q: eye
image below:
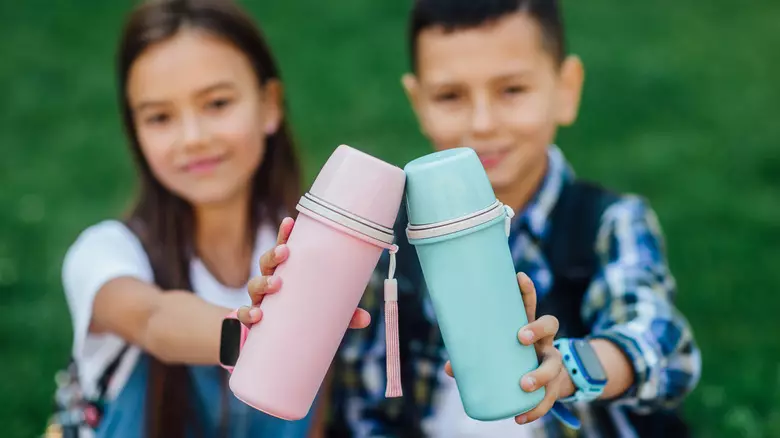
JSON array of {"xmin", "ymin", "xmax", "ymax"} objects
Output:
[
  {"xmin": 207, "ymin": 97, "xmax": 232, "ymax": 111},
  {"xmin": 503, "ymin": 85, "xmax": 527, "ymax": 96},
  {"xmin": 145, "ymin": 112, "xmax": 170, "ymax": 125},
  {"xmin": 433, "ymin": 91, "xmax": 461, "ymax": 103}
]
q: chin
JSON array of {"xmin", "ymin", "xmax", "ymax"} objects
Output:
[
  {"xmin": 487, "ymin": 148, "xmax": 546, "ymax": 192},
  {"xmin": 176, "ymin": 185, "xmax": 241, "ymax": 208},
  {"xmin": 486, "ymin": 173, "xmax": 516, "ymax": 192},
  {"xmin": 484, "ymin": 165, "xmax": 523, "ymax": 191}
]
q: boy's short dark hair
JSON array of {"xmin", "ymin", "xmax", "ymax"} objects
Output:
[{"xmin": 409, "ymin": 0, "xmax": 566, "ymax": 71}]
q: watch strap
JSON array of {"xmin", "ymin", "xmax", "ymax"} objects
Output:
[
  {"xmin": 219, "ymin": 309, "xmax": 250, "ymax": 373},
  {"xmin": 550, "ymin": 402, "xmax": 581, "ymax": 430},
  {"xmin": 555, "ymin": 338, "xmax": 605, "ymax": 403}
]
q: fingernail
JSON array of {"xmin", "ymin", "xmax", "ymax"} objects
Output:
[
  {"xmin": 521, "ymin": 330, "xmax": 534, "ymax": 342},
  {"xmin": 519, "ymin": 273, "xmax": 532, "ymax": 285},
  {"xmin": 523, "ymin": 376, "xmax": 536, "ymax": 390},
  {"xmin": 249, "ymin": 307, "xmax": 262, "ymax": 321},
  {"xmin": 516, "ymin": 415, "xmax": 527, "ymax": 424},
  {"xmin": 274, "ymin": 245, "xmax": 285, "ymax": 258},
  {"xmin": 267, "ymin": 276, "xmax": 278, "ymax": 287}
]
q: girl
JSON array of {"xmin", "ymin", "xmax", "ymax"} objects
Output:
[{"xmin": 59, "ymin": 1, "xmax": 368, "ymax": 437}]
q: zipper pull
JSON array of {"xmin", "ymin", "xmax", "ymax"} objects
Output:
[
  {"xmin": 384, "ymin": 245, "xmax": 402, "ymax": 397},
  {"xmin": 503, "ymin": 204, "xmax": 515, "ymax": 237}
]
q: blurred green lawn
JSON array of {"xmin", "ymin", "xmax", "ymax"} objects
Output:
[{"xmin": 1, "ymin": 0, "xmax": 778, "ymax": 437}]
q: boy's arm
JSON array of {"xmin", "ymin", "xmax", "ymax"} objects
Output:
[{"xmin": 578, "ymin": 196, "xmax": 701, "ymax": 412}]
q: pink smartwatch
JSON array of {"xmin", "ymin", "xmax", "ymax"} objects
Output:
[{"xmin": 219, "ymin": 309, "xmax": 250, "ymax": 373}]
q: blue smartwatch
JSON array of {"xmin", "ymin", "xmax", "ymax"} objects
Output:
[{"xmin": 554, "ymin": 338, "xmax": 607, "ymax": 403}]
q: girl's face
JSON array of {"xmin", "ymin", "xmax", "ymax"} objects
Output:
[{"xmin": 127, "ymin": 28, "xmax": 281, "ymax": 207}]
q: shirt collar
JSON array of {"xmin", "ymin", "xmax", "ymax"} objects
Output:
[{"xmin": 511, "ymin": 144, "xmax": 575, "ymax": 241}]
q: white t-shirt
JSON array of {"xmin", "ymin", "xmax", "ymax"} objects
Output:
[{"xmin": 61, "ymin": 219, "xmax": 277, "ymax": 401}]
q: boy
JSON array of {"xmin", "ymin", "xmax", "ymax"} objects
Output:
[{"xmin": 247, "ymin": 0, "xmax": 701, "ymax": 436}]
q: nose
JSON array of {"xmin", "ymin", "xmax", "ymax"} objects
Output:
[
  {"xmin": 470, "ymin": 95, "xmax": 497, "ymax": 136},
  {"xmin": 179, "ymin": 111, "xmax": 207, "ymax": 151}
]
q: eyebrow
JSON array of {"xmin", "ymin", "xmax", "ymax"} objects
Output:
[
  {"xmin": 493, "ymin": 71, "xmax": 533, "ymax": 81},
  {"xmin": 132, "ymin": 81, "xmax": 237, "ymax": 113},
  {"xmin": 424, "ymin": 69, "xmax": 533, "ymax": 88}
]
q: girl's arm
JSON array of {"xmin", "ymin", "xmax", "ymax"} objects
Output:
[
  {"xmin": 62, "ymin": 222, "xmax": 266, "ymax": 367},
  {"xmin": 91, "ymin": 277, "xmax": 231, "ymax": 365},
  {"xmin": 91, "ymin": 241, "xmax": 369, "ymax": 366}
]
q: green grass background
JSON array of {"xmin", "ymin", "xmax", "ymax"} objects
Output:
[{"xmin": 1, "ymin": 0, "xmax": 778, "ymax": 437}]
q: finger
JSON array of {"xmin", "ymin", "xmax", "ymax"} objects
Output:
[
  {"xmin": 515, "ymin": 372, "xmax": 565, "ymax": 425},
  {"xmin": 237, "ymin": 305, "xmax": 263, "ymax": 327},
  {"xmin": 517, "ymin": 315, "xmax": 560, "ymax": 346},
  {"xmin": 247, "ymin": 275, "xmax": 282, "ymax": 306},
  {"xmin": 259, "ymin": 244, "xmax": 289, "ymax": 276},
  {"xmin": 277, "ymin": 217, "xmax": 295, "ymax": 245},
  {"xmin": 517, "ymin": 272, "xmax": 537, "ymax": 323},
  {"xmin": 444, "ymin": 361, "xmax": 454, "ymax": 378},
  {"xmin": 520, "ymin": 346, "xmax": 563, "ymax": 392},
  {"xmin": 347, "ymin": 308, "xmax": 371, "ymax": 329}
]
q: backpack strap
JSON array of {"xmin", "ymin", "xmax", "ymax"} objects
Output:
[
  {"xmin": 536, "ymin": 179, "xmax": 620, "ymax": 338},
  {"xmin": 95, "ymin": 344, "xmax": 130, "ymax": 400},
  {"xmin": 534, "ymin": 179, "xmax": 619, "ymax": 436}
]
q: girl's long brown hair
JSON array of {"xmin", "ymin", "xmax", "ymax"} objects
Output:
[{"xmin": 116, "ymin": 1, "xmax": 301, "ymax": 436}]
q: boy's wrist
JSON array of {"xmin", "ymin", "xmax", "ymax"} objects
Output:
[
  {"xmin": 555, "ymin": 338, "xmax": 636, "ymax": 403},
  {"xmin": 588, "ymin": 337, "xmax": 636, "ymax": 400},
  {"xmin": 558, "ymin": 369, "xmax": 577, "ymax": 399},
  {"xmin": 555, "ymin": 338, "xmax": 610, "ymax": 403}
]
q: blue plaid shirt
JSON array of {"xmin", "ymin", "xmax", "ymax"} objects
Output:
[{"xmin": 327, "ymin": 145, "xmax": 701, "ymax": 437}]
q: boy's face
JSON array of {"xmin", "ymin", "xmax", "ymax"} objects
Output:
[{"xmin": 403, "ymin": 12, "xmax": 583, "ymax": 192}]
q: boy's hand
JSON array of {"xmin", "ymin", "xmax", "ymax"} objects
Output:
[
  {"xmin": 236, "ymin": 217, "xmax": 372, "ymax": 329},
  {"xmin": 443, "ymin": 272, "xmax": 568, "ymax": 425}
]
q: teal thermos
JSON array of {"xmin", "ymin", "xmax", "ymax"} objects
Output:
[{"xmin": 403, "ymin": 147, "xmax": 544, "ymax": 421}]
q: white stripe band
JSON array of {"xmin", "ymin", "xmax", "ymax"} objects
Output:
[
  {"xmin": 296, "ymin": 193, "xmax": 395, "ymax": 245},
  {"xmin": 304, "ymin": 193, "xmax": 394, "ymax": 234},
  {"xmin": 406, "ymin": 200, "xmax": 514, "ymax": 241}
]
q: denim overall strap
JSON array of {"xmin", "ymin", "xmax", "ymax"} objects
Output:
[
  {"xmin": 95, "ymin": 354, "xmax": 319, "ymax": 438},
  {"xmin": 189, "ymin": 364, "xmax": 319, "ymax": 438},
  {"xmin": 93, "ymin": 354, "xmax": 150, "ymax": 438}
]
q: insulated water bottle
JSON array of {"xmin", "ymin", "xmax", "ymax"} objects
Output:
[
  {"xmin": 228, "ymin": 144, "xmax": 406, "ymax": 420},
  {"xmin": 403, "ymin": 147, "xmax": 544, "ymax": 421}
]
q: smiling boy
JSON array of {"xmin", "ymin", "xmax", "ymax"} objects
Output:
[{"xmin": 326, "ymin": 1, "xmax": 701, "ymax": 436}]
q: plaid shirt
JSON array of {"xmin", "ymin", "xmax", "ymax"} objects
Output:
[{"xmin": 328, "ymin": 145, "xmax": 701, "ymax": 437}]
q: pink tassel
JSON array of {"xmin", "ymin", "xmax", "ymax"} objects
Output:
[{"xmin": 384, "ymin": 275, "xmax": 403, "ymax": 397}]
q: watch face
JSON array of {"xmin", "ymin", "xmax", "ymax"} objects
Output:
[
  {"xmin": 572, "ymin": 340, "xmax": 607, "ymax": 383},
  {"xmin": 220, "ymin": 319, "xmax": 242, "ymax": 367}
]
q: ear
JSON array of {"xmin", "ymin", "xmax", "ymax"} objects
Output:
[
  {"xmin": 555, "ymin": 55, "xmax": 585, "ymax": 126},
  {"xmin": 262, "ymin": 79, "xmax": 283, "ymax": 135},
  {"xmin": 401, "ymin": 73, "xmax": 422, "ymax": 118}
]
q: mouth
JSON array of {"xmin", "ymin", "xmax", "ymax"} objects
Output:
[
  {"xmin": 475, "ymin": 147, "xmax": 512, "ymax": 170},
  {"xmin": 182, "ymin": 154, "xmax": 226, "ymax": 174}
]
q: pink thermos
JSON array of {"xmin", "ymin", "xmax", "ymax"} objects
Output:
[{"xmin": 228, "ymin": 144, "xmax": 407, "ymax": 420}]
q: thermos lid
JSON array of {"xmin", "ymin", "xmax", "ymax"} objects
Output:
[
  {"xmin": 309, "ymin": 144, "xmax": 406, "ymax": 229},
  {"xmin": 403, "ymin": 147, "xmax": 496, "ymax": 225}
]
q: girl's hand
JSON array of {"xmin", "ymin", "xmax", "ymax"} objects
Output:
[
  {"xmin": 443, "ymin": 272, "xmax": 567, "ymax": 425},
  {"xmin": 236, "ymin": 217, "xmax": 372, "ymax": 329}
]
